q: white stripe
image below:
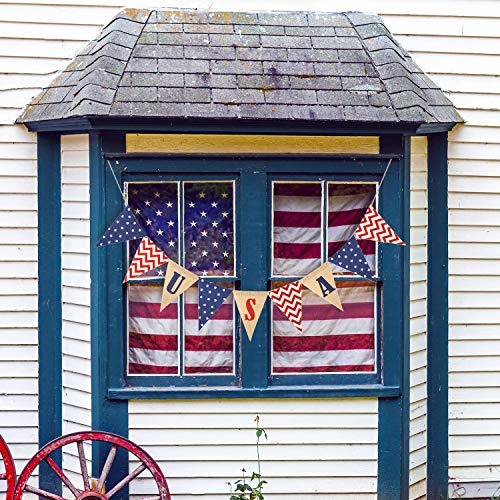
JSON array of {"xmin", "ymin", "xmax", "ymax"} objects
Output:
[
  {"xmin": 130, "ymin": 316, "xmax": 177, "ymax": 335},
  {"xmin": 184, "ymin": 350, "xmax": 233, "ymax": 368},
  {"xmin": 129, "ymin": 283, "xmax": 163, "ymax": 302},
  {"xmin": 327, "ymin": 224, "xmax": 358, "ymax": 242},
  {"xmin": 184, "ymin": 318, "xmax": 233, "ymax": 336},
  {"xmin": 274, "ymin": 226, "xmax": 321, "ymax": 244},
  {"xmin": 273, "ymin": 257, "xmax": 321, "ymax": 276},
  {"xmin": 129, "ymin": 347, "xmax": 178, "ymax": 368},
  {"xmin": 328, "ymin": 192, "xmax": 373, "ymax": 211},
  {"xmin": 273, "ymin": 349, "xmax": 375, "ymax": 369},
  {"xmin": 274, "ymin": 195, "xmax": 321, "ymax": 213},
  {"xmin": 273, "ymin": 317, "xmax": 375, "ymax": 337}
]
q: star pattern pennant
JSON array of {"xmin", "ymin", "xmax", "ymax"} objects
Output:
[
  {"xmin": 354, "ymin": 206, "xmax": 405, "ymax": 245},
  {"xmin": 97, "ymin": 205, "xmax": 145, "ymax": 247},
  {"xmin": 123, "ymin": 236, "xmax": 169, "ymax": 283},
  {"xmin": 198, "ymin": 279, "xmax": 232, "ymax": 331},
  {"xmin": 269, "ymin": 281, "xmax": 303, "ymax": 333},
  {"xmin": 329, "ymin": 236, "xmax": 376, "ymax": 281}
]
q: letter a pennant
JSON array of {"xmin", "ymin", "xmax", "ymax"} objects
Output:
[
  {"xmin": 269, "ymin": 281, "xmax": 303, "ymax": 333},
  {"xmin": 354, "ymin": 206, "xmax": 405, "ymax": 245},
  {"xmin": 198, "ymin": 279, "xmax": 232, "ymax": 331},
  {"xmin": 123, "ymin": 236, "xmax": 168, "ymax": 283},
  {"xmin": 300, "ymin": 262, "xmax": 343, "ymax": 311},
  {"xmin": 234, "ymin": 291, "xmax": 268, "ymax": 341},
  {"xmin": 160, "ymin": 260, "xmax": 198, "ymax": 311}
]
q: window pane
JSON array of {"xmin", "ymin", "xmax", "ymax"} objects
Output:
[
  {"xmin": 273, "ymin": 182, "xmax": 322, "ymax": 276},
  {"xmin": 128, "ymin": 182, "xmax": 179, "ymax": 278},
  {"xmin": 183, "ymin": 182, "xmax": 235, "ymax": 277},
  {"xmin": 183, "ymin": 284, "xmax": 234, "ymax": 375},
  {"xmin": 272, "ymin": 280, "xmax": 375, "ymax": 374},
  {"xmin": 128, "ymin": 283, "xmax": 179, "ymax": 375},
  {"xmin": 328, "ymin": 183, "xmax": 376, "ymax": 274}
]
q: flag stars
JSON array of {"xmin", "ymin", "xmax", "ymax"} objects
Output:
[
  {"xmin": 166, "ymin": 201, "xmax": 173, "ymax": 208},
  {"xmin": 146, "ymin": 219, "xmax": 152, "ymax": 226},
  {"xmin": 156, "ymin": 209, "xmax": 163, "ymax": 216},
  {"xmin": 202, "ymin": 270, "xmax": 208, "ymax": 276},
  {"xmin": 189, "ymin": 202, "xmax": 195, "ymax": 208},
  {"xmin": 222, "ymin": 251, "xmax": 229, "ymax": 257},
  {"xmin": 211, "ymin": 201, "xmax": 218, "ymax": 208},
  {"xmin": 222, "ymin": 231, "xmax": 228, "ymax": 238},
  {"xmin": 157, "ymin": 269, "xmax": 165, "ymax": 276},
  {"xmin": 168, "ymin": 220, "xmax": 175, "ymax": 227},
  {"xmin": 144, "ymin": 200, "xmax": 151, "ymax": 206},
  {"xmin": 191, "ymin": 261, "xmax": 197, "ymax": 267},
  {"xmin": 212, "ymin": 241, "xmax": 219, "ymax": 248},
  {"xmin": 168, "ymin": 240, "xmax": 175, "ymax": 247},
  {"xmin": 213, "ymin": 261, "xmax": 219, "ymax": 268},
  {"xmin": 190, "ymin": 221, "xmax": 197, "ymax": 227},
  {"xmin": 222, "ymin": 211, "xmax": 229, "ymax": 218},
  {"xmin": 221, "ymin": 192, "xmax": 228, "ymax": 198},
  {"xmin": 212, "ymin": 221, "xmax": 218, "ymax": 227},
  {"xmin": 157, "ymin": 229, "xmax": 164, "ymax": 236},
  {"xmin": 201, "ymin": 230, "xmax": 208, "ymax": 237},
  {"xmin": 200, "ymin": 211, "xmax": 207, "ymax": 217},
  {"xmin": 154, "ymin": 192, "xmax": 160, "ymax": 198},
  {"xmin": 199, "ymin": 192, "xmax": 206, "ymax": 199},
  {"xmin": 134, "ymin": 208, "xmax": 141, "ymax": 215},
  {"xmin": 191, "ymin": 241, "xmax": 197, "ymax": 247},
  {"xmin": 202, "ymin": 250, "xmax": 208, "ymax": 256}
]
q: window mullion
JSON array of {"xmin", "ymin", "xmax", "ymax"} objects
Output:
[{"xmin": 240, "ymin": 169, "xmax": 269, "ymax": 389}]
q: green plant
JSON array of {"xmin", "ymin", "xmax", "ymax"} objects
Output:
[{"xmin": 227, "ymin": 416, "xmax": 268, "ymax": 500}]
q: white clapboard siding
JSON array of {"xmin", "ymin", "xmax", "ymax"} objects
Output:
[
  {"xmin": 61, "ymin": 134, "xmax": 92, "ymax": 481},
  {"xmin": 129, "ymin": 399, "xmax": 378, "ymax": 498},
  {"xmin": 409, "ymin": 137, "xmax": 428, "ymax": 500}
]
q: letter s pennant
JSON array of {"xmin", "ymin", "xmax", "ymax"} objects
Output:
[
  {"xmin": 233, "ymin": 291, "xmax": 269, "ymax": 341},
  {"xmin": 160, "ymin": 260, "xmax": 198, "ymax": 311}
]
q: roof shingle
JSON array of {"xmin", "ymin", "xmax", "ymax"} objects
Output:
[{"xmin": 17, "ymin": 8, "xmax": 462, "ymax": 126}]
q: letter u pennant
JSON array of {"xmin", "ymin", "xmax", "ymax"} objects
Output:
[
  {"xmin": 234, "ymin": 291, "xmax": 268, "ymax": 341},
  {"xmin": 160, "ymin": 260, "xmax": 198, "ymax": 311}
]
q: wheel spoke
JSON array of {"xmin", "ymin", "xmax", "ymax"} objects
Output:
[
  {"xmin": 45, "ymin": 456, "xmax": 81, "ymax": 497},
  {"xmin": 97, "ymin": 444, "xmax": 117, "ymax": 492},
  {"xmin": 25, "ymin": 483, "xmax": 68, "ymax": 500},
  {"xmin": 76, "ymin": 440, "xmax": 90, "ymax": 491},
  {"xmin": 106, "ymin": 463, "xmax": 146, "ymax": 499}
]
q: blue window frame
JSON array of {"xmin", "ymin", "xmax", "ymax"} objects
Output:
[{"xmin": 103, "ymin": 154, "xmax": 405, "ymax": 399}]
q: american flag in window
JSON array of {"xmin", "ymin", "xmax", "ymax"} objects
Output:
[{"xmin": 126, "ymin": 180, "xmax": 236, "ymax": 376}]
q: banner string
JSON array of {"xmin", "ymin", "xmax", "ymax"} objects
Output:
[
  {"xmin": 106, "ymin": 159, "xmax": 127, "ymax": 202},
  {"xmin": 370, "ymin": 157, "xmax": 392, "ymax": 208}
]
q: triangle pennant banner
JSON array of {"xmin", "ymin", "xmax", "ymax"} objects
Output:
[
  {"xmin": 269, "ymin": 281, "xmax": 303, "ymax": 333},
  {"xmin": 300, "ymin": 262, "xmax": 343, "ymax": 310},
  {"xmin": 354, "ymin": 206, "xmax": 405, "ymax": 245},
  {"xmin": 123, "ymin": 236, "xmax": 168, "ymax": 283},
  {"xmin": 161, "ymin": 260, "xmax": 198, "ymax": 311},
  {"xmin": 198, "ymin": 279, "xmax": 232, "ymax": 331},
  {"xmin": 233, "ymin": 291, "xmax": 268, "ymax": 341},
  {"xmin": 329, "ymin": 236, "xmax": 376, "ymax": 281},
  {"xmin": 97, "ymin": 205, "xmax": 145, "ymax": 247}
]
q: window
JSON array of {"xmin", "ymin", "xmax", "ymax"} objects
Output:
[{"xmin": 109, "ymin": 156, "xmax": 403, "ymax": 393}]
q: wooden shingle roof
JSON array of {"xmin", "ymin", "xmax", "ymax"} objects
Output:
[{"xmin": 17, "ymin": 8, "xmax": 462, "ymax": 127}]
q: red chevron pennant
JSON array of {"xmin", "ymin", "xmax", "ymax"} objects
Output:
[
  {"xmin": 269, "ymin": 281, "xmax": 303, "ymax": 333},
  {"xmin": 123, "ymin": 236, "xmax": 169, "ymax": 283},
  {"xmin": 354, "ymin": 206, "xmax": 405, "ymax": 245}
]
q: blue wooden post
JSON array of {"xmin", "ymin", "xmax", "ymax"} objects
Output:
[
  {"xmin": 37, "ymin": 132, "xmax": 62, "ymax": 494},
  {"xmin": 89, "ymin": 132, "xmax": 128, "ymax": 497},
  {"xmin": 427, "ymin": 132, "xmax": 449, "ymax": 499},
  {"xmin": 377, "ymin": 135, "xmax": 411, "ymax": 500}
]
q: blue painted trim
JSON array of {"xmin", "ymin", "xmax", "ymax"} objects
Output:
[
  {"xmin": 377, "ymin": 135, "xmax": 411, "ymax": 500},
  {"xmin": 108, "ymin": 384, "xmax": 401, "ymax": 400},
  {"xmin": 37, "ymin": 132, "xmax": 62, "ymax": 494},
  {"xmin": 427, "ymin": 133, "xmax": 449, "ymax": 500},
  {"xmin": 89, "ymin": 132, "xmax": 128, "ymax": 499}
]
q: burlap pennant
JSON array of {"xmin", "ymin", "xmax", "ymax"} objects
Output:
[
  {"xmin": 233, "ymin": 291, "xmax": 268, "ymax": 341},
  {"xmin": 300, "ymin": 262, "xmax": 343, "ymax": 311},
  {"xmin": 160, "ymin": 260, "xmax": 198, "ymax": 311}
]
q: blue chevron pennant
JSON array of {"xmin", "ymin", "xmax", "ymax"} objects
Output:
[
  {"xmin": 329, "ymin": 236, "xmax": 376, "ymax": 281},
  {"xmin": 198, "ymin": 279, "xmax": 232, "ymax": 331},
  {"xmin": 97, "ymin": 205, "xmax": 145, "ymax": 247}
]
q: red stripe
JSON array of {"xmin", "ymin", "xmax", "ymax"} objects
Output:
[
  {"xmin": 273, "ymin": 301, "xmax": 374, "ymax": 321},
  {"xmin": 128, "ymin": 363, "xmax": 178, "ymax": 375},
  {"xmin": 274, "ymin": 242, "xmax": 321, "ymax": 260},
  {"xmin": 184, "ymin": 303, "xmax": 233, "ymax": 320},
  {"xmin": 274, "ymin": 364, "xmax": 375, "ymax": 373},
  {"xmin": 184, "ymin": 335, "xmax": 233, "ymax": 351},
  {"xmin": 358, "ymin": 239, "xmax": 376, "ymax": 255},
  {"xmin": 274, "ymin": 211, "xmax": 321, "ymax": 228},
  {"xmin": 274, "ymin": 334, "xmax": 374, "ymax": 352},
  {"xmin": 184, "ymin": 366, "xmax": 233, "ymax": 374},
  {"xmin": 274, "ymin": 183, "xmax": 322, "ymax": 196},
  {"xmin": 129, "ymin": 301, "xmax": 178, "ymax": 319},
  {"xmin": 328, "ymin": 185, "xmax": 375, "ymax": 197},
  {"xmin": 328, "ymin": 208, "xmax": 368, "ymax": 227},
  {"xmin": 129, "ymin": 332, "xmax": 178, "ymax": 351}
]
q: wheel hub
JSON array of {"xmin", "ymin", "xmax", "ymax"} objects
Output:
[{"xmin": 76, "ymin": 492, "xmax": 107, "ymax": 500}]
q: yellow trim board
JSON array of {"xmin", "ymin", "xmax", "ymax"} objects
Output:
[{"xmin": 127, "ymin": 134, "xmax": 379, "ymax": 154}]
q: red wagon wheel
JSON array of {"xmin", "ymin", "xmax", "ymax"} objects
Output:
[
  {"xmin": 0, "ymin": 434, "xmax": 16, "ymax": 499},
  {"xmin": 13, "ymin": 431, "xmax": 170, "ymax": 500}
]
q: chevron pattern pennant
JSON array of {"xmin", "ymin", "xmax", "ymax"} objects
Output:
[
  {"xmin": 123, "ymin": 236, "xmax": 169, "ymax": 283},
  {"xmin": 269, "ymin": 281, "xmax": 303, "ymax": 333},
  {"xmin": 354, "ymin": 206, "xmax": 405, "ymax": 245}
]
